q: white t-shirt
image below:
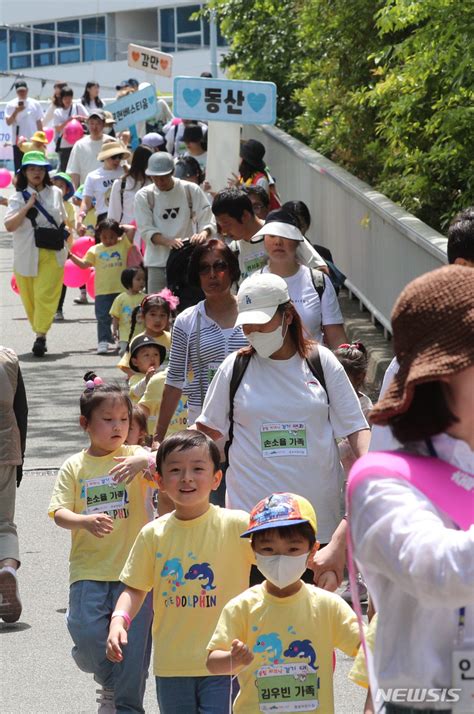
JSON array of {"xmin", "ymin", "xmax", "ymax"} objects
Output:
[
  {"xmin": 5, "ymin": 97, "xmax": 43, "ymax": 142},
  {"xmin": 237, "ymin": 238, "xmax": 327, "ymax": 282},
  {"xmin": 197, "ymin": 346, "xmax": 368, "ymax": 542},
  {"xmin": 107, "ymin": 174, "xmax": 151, "ymax": 225},
  {"xmin": 83, "ymin": 165, "xmax": 124, "ymax": 217},
  {"xmin": 351, "ymin": 433, "xmax": 474, "ymax": 695},
  {"xmin": 53, "ymin": 103, "xmax": 88, "ymax": 149},
  {"xmin": 369, "ymin": 356, "xmax": 401, "ymax": 452},
  {"xmin": 66, "ymin": 135, "xmax": 112, "ymax": 184},
  {"xmin": 263, "ymin": 265, "xmax": 343, "ymax": 342}
]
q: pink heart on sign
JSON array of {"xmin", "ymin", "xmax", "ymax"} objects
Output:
[{"xmin": 132, "ymin": 51, "xmax": 140, "ymax": 62}]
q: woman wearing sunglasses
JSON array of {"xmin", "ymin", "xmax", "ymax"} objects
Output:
[
  {"xmin": 154, "ymin": 239, "xmax": 247, "ymax": 499},
  {"xmin": 77, "ymin": 141, "xmax": 130, "ymax": 231}
]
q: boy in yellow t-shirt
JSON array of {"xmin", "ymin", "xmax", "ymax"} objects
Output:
[
  {"xmin": 207, "ymin": 493, "xmax": 362, "ymax": 714},
  {"xmin": 106, "ymin": 430, "xmax": 254, "ymax": 713},
  {"xmin": 110, "ymin": 266, "xmax": 146, "ymax": 356}
]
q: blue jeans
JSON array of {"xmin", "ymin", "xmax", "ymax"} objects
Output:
[
  {"xmin": 155, "ymin": 675, "xmax": 232, "ymax": 713},
  {"xmin": 94, "ymin": 293, "xmax": 119, "ymax": 344},
  {"xmin": 67, "ymin": 580, "xmax": 153, "ymax": 713}
]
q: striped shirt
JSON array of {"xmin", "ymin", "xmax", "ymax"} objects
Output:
[{"xmin": 166, "ymin": 300, "xmax": 248, "ymax": 425}]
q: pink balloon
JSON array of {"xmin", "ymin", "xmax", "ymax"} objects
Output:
[
  {"xmin": 44, "ymin": 127, "xmax": 54, "ymax": 143},
  {"xmin": 10, "ymin": 274, "xmax": 19, "ymax": 294},
  {"xmin": 63, "ymin": 119, "xmax": 84, "ymax": 145},
  {"xmin": 71, "ymin": 235, "xmax": 95, "ymax": 258},
  {"xmin": 0, "ymin": 168, "xmax": 12, "ymax": 189},
  {"xmin": 86, "ymin": 269, "xmax": 96, "ymax": 299},
  {"xmin": 64, "ymin": 259, "xmax": 90, "ymax": 288}
]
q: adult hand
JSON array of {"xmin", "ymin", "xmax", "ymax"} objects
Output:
[
  {"xmin": 84, "ymin": 513, "xmax": 114, "ymax": 538},
  {"xmin": 190, "ymin": 231, "xmax": 209, "ymax": 244},
  {"xmin": 312, "ymin": 535, "xmax": 346, "ymax": 589},
  {"xmin": 16, "ymin": 103, "xmax": 25, "ymax": 113},
  {"xmin": 316, "ymin": 570, "xmax": 339, "ymax": 592},
  {"xmin": 25, "ymin": 193, "xmax": 37, "ymax": 210},
  {"xmin": 227, "ymin": 172, "xmax": 240, "ymax": 188},
  {"xmin": 168, "ymin": 237, "xmax": 184, "ymax": 249}
]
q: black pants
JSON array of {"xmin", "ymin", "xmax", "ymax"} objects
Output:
[{"xmin": 58, "ymin": 147, "xmax": 72, "ymax": 172}]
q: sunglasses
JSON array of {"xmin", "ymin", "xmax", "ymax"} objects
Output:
[
  {"xmin": 198, "ymin": 260, "xmax": 228, "ymax": 276},
  {"xmin": 110, "ymin": 154, "xmax": 125, "ymax": 161}
]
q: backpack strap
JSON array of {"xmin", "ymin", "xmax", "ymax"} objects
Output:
[
  {"xmin": 183, "ymin": 181, "xmax": 194, "ymax": 219},
  {"xmin": 224, "ymin": 351, "xmax": 252, "ymax": 465},
  {"xmin": 22, "ymin": 191, "xmax": 60, "ymax": 228},
  {"xmin": 305, "ymin": 344, "xmax": 328, "ymax": 402},
  {"xmin": 119, "ymin": 176, "xmax": 127, "ymax": 222},
  {"xmin": 146, "ymin": 186, "xmax": 155, "ymax": 212},
  {"xmin": 310, "ymin": 268, "xmax": 326, "ymax": 301}
]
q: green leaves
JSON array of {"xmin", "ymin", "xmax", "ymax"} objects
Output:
[{"xmin": 213, "ymin": 0, "xmax": 474, "ymax": 230}]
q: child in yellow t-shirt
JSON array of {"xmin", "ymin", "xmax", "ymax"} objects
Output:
[
  {"xmin": 207, "ymin": 493, "xmax": 362, "ymax": 714},
  {"xmin": 51, "ymin": 171, "xmax": 75, "ymax": 322},
  {"xmin": 106, "ymin": 430, "xmax": 254, "ymax": 713},
  {"xmin": 68, "ymin": 219, "xmax": 140, "ymax": 355},
  {"xmin": 117, "ymin": 292, "xmax": 173, "ymax": 378},
  {"xmin": 110, "ymin": 266, "xmax": 146, "ymax": 356},
  {"xmin": 48, "ymin": 375, "xmax": 157, "ymax": 712}
]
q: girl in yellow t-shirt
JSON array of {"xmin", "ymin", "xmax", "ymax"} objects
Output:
[
  {"xmin": 68, "ymin": 219, "xmax": 142, "ymax": 355},
  {"xmin": 48, "ymin": 375, "xmax": 156, "ymax": 712},
  {"xmin": 110, "ymin": 266, "xmax": 147, "ymax": 356},
  {"xmin": 117, "ymin": 291, "xmax": 175, "ymax": 378}
]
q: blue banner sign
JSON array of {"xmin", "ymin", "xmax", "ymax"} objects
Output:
[
  {"xmin": 173, "ymin": 77, "xmax": 277, "ymax": 125},
  {"xmin": 107, "ymin": 86, "xmax": 157, "ymax": 131}
]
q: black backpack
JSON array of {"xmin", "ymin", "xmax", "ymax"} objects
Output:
[
  {"xmin": 224, "ymin": 345, "xmax": 328, "ymax": 465},
  {"xmin": 166, "ymin": 238, "xmax": 204, "ymax": 313}
]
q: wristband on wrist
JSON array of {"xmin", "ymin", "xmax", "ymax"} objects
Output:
[
  {"xmin": 143, "ymin": 453, "xmax": 157, "ymax": 481},
  {"xmin": 111, "ymin": 610, "xmax": 131, "ymax": 630}
]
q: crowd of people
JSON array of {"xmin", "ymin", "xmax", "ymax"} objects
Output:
[{"xmin": 1, "ymin": 75, "xmax": 473, "ymax": 714}]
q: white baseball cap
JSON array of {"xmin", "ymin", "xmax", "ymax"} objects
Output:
[
  {"xmin": 250, "ymin": 221, "xmax": 304, "ymax": 243},
  {"xmin": 236, "ymin": 273, "xmax": 290, "ymax": 326},
  {"xmin": 142, "ymin": 132, "xmax": 165, "ymax": 149}
]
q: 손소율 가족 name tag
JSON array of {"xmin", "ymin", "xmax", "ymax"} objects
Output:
[
  {"xmin": 84, "ymin": 475, "xmax": 126, "ymax": 514},
  {"xmin": 260, "ymin": 423, "xmax": 307, "ymax": 458},
  {"xmin": 451, "ymin": 649, "xmax": 474, "ymax": 713}
]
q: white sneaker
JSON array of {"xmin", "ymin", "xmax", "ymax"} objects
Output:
[
  {"xmin": 97, "ymin": 342, "xmax": 109, "ymax": 355},
  {"xmin": 0, "ymin": 566, "xmax": 22, "ymax": 623},
  {"xmin": 96, "ymin": 686, "xmax": 116, "ymax": 713}
]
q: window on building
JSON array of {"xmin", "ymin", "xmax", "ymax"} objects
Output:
[
  {"xmin": 1, "ymin": 16, "xmax": 106, "ymax": 70},
  {"xmin": 159, "ymin": 4, "xmax": 227, "ymax": 52},
  {"xmin": 82, "ymin": 16, "xmax": 106, "ymax": 62}
]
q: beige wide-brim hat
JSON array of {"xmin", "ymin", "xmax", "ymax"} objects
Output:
[
  {"xmin": 370, "ymin": 265, "xmax": 474, "ymax": 425},
  {"xmin": 97, "ymin": 141, "xmax": 131, "ymax": 161}
]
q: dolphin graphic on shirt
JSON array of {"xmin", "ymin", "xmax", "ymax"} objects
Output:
[
  {"xmin": 184, "ymin": 562, "xmax": 216, "ymax": 591},
  {"xmin": 160, "ymin": 558, "xmax": 185, "ymax": 588},
  {"xmin": 284, "ymin": 639, "xmax": 317, "ymax": 669},
  {"xmin": 253, "ymin": 633, "xmax": 283, "ymax": 664}
]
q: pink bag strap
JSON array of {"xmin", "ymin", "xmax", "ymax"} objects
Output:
[{"xmin": 347, "ymin": 451, "xmax": 474, "ymax": 531}]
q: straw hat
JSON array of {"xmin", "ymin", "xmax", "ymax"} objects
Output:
[
  {"xmin": 370, "ymin": 265, "xmax": 474, "ymax": 425},
  {"xmin": 97, "ymin": 141, "xmax": 131, "ymax": 161}
]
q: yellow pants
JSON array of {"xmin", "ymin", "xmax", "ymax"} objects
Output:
[{"xmin": 15, "ymin": 249, "xmax": 64, "ymax": 335}]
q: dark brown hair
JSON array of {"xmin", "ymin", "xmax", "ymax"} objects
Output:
[
  {"xmin": 240, "ymin": 301, "xmax": 315, "ymax": 359},
  {"xmin": 187, "ymin": 238, "xmax": 241, "ymax": 288},
  {"xmin": 81, "ymin": 372, "xmax": 132, "ymax": 422},
  {"xmin": 129, "ymin": 404, "xmax": 149, "ymax": 445},
  {"xmin": 16, "ymin": 168, "xmax": 52, "ymax": 192},
  {"xmin": 387, "ymin": 381, "xmax": 459, "ymax": 443},
  {"xmin": 251, "ymin": 522, "xmax": 316, "ymax": 549},
  {"xmin": 334, "ymin": 342, "xmax": 368, "ymax": 389},
  {"xmin": 156, "ymin": 430, "xmax": 220, "ymax": 474}
]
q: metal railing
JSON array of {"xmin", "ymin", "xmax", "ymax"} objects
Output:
[{"xmin": 244, "ymin": 125, "xmax": 448, "ymax": 335}]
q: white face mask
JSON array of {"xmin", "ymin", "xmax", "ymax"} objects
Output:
[
  {"xmin": 255, "ymin": 552, "xmax": 309, "ymax": 590},
  {"xmin": 246, "ymin": 319, "xmax": 288, "ymax": 359}
]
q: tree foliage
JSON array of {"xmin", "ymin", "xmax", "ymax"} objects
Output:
[{"xmin": 212, "ymin": 0, "xmax": 474, "ymax": 230}]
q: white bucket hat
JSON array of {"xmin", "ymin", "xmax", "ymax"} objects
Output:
[{"xmin": 235, "ymin": 273, "xmax": 290, "ymax": 326}]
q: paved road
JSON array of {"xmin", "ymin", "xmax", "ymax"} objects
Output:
[{"xmin": 0, "ymin": 198, "xmax": 367, "ymax": 712}]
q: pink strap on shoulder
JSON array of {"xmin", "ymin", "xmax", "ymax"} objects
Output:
[{"xmin": 347, "ymin": 451, "xmax": 474, "ymax": 531}]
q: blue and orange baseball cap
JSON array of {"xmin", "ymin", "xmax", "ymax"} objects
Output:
[{"xmin": 241, "ymin": 493, "xmax": 317, "ymax": 538}]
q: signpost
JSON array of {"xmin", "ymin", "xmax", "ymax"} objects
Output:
[
  {"xmin": 173, "ymin": 76, "xmax": 277, "ymax": 192},
  {"xmin": 128, "ymin": 43, "xmax": 173, "ymax": 79}
]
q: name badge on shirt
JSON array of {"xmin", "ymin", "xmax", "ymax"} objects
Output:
[
  {"xmin": 261, "ymin": 423, "xmax": 307, "ymax": 457},
  {"xmin": 207, "ymin": 361, "xmax": 220, "ymax": 384},
  {"xmin": 84, "ymin": 475, "xmax": 125, "ymax": 514},
  {"xmin": 243, "ymin": 250, "xmax": 267, "ymax": 278},
  {"xmin": 452, "ymin": 649, "xmax": 474, "ymax": 713},
  {"xmin": 255, "ymin": 663, "xmax": 319, "ymax": 712}
]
